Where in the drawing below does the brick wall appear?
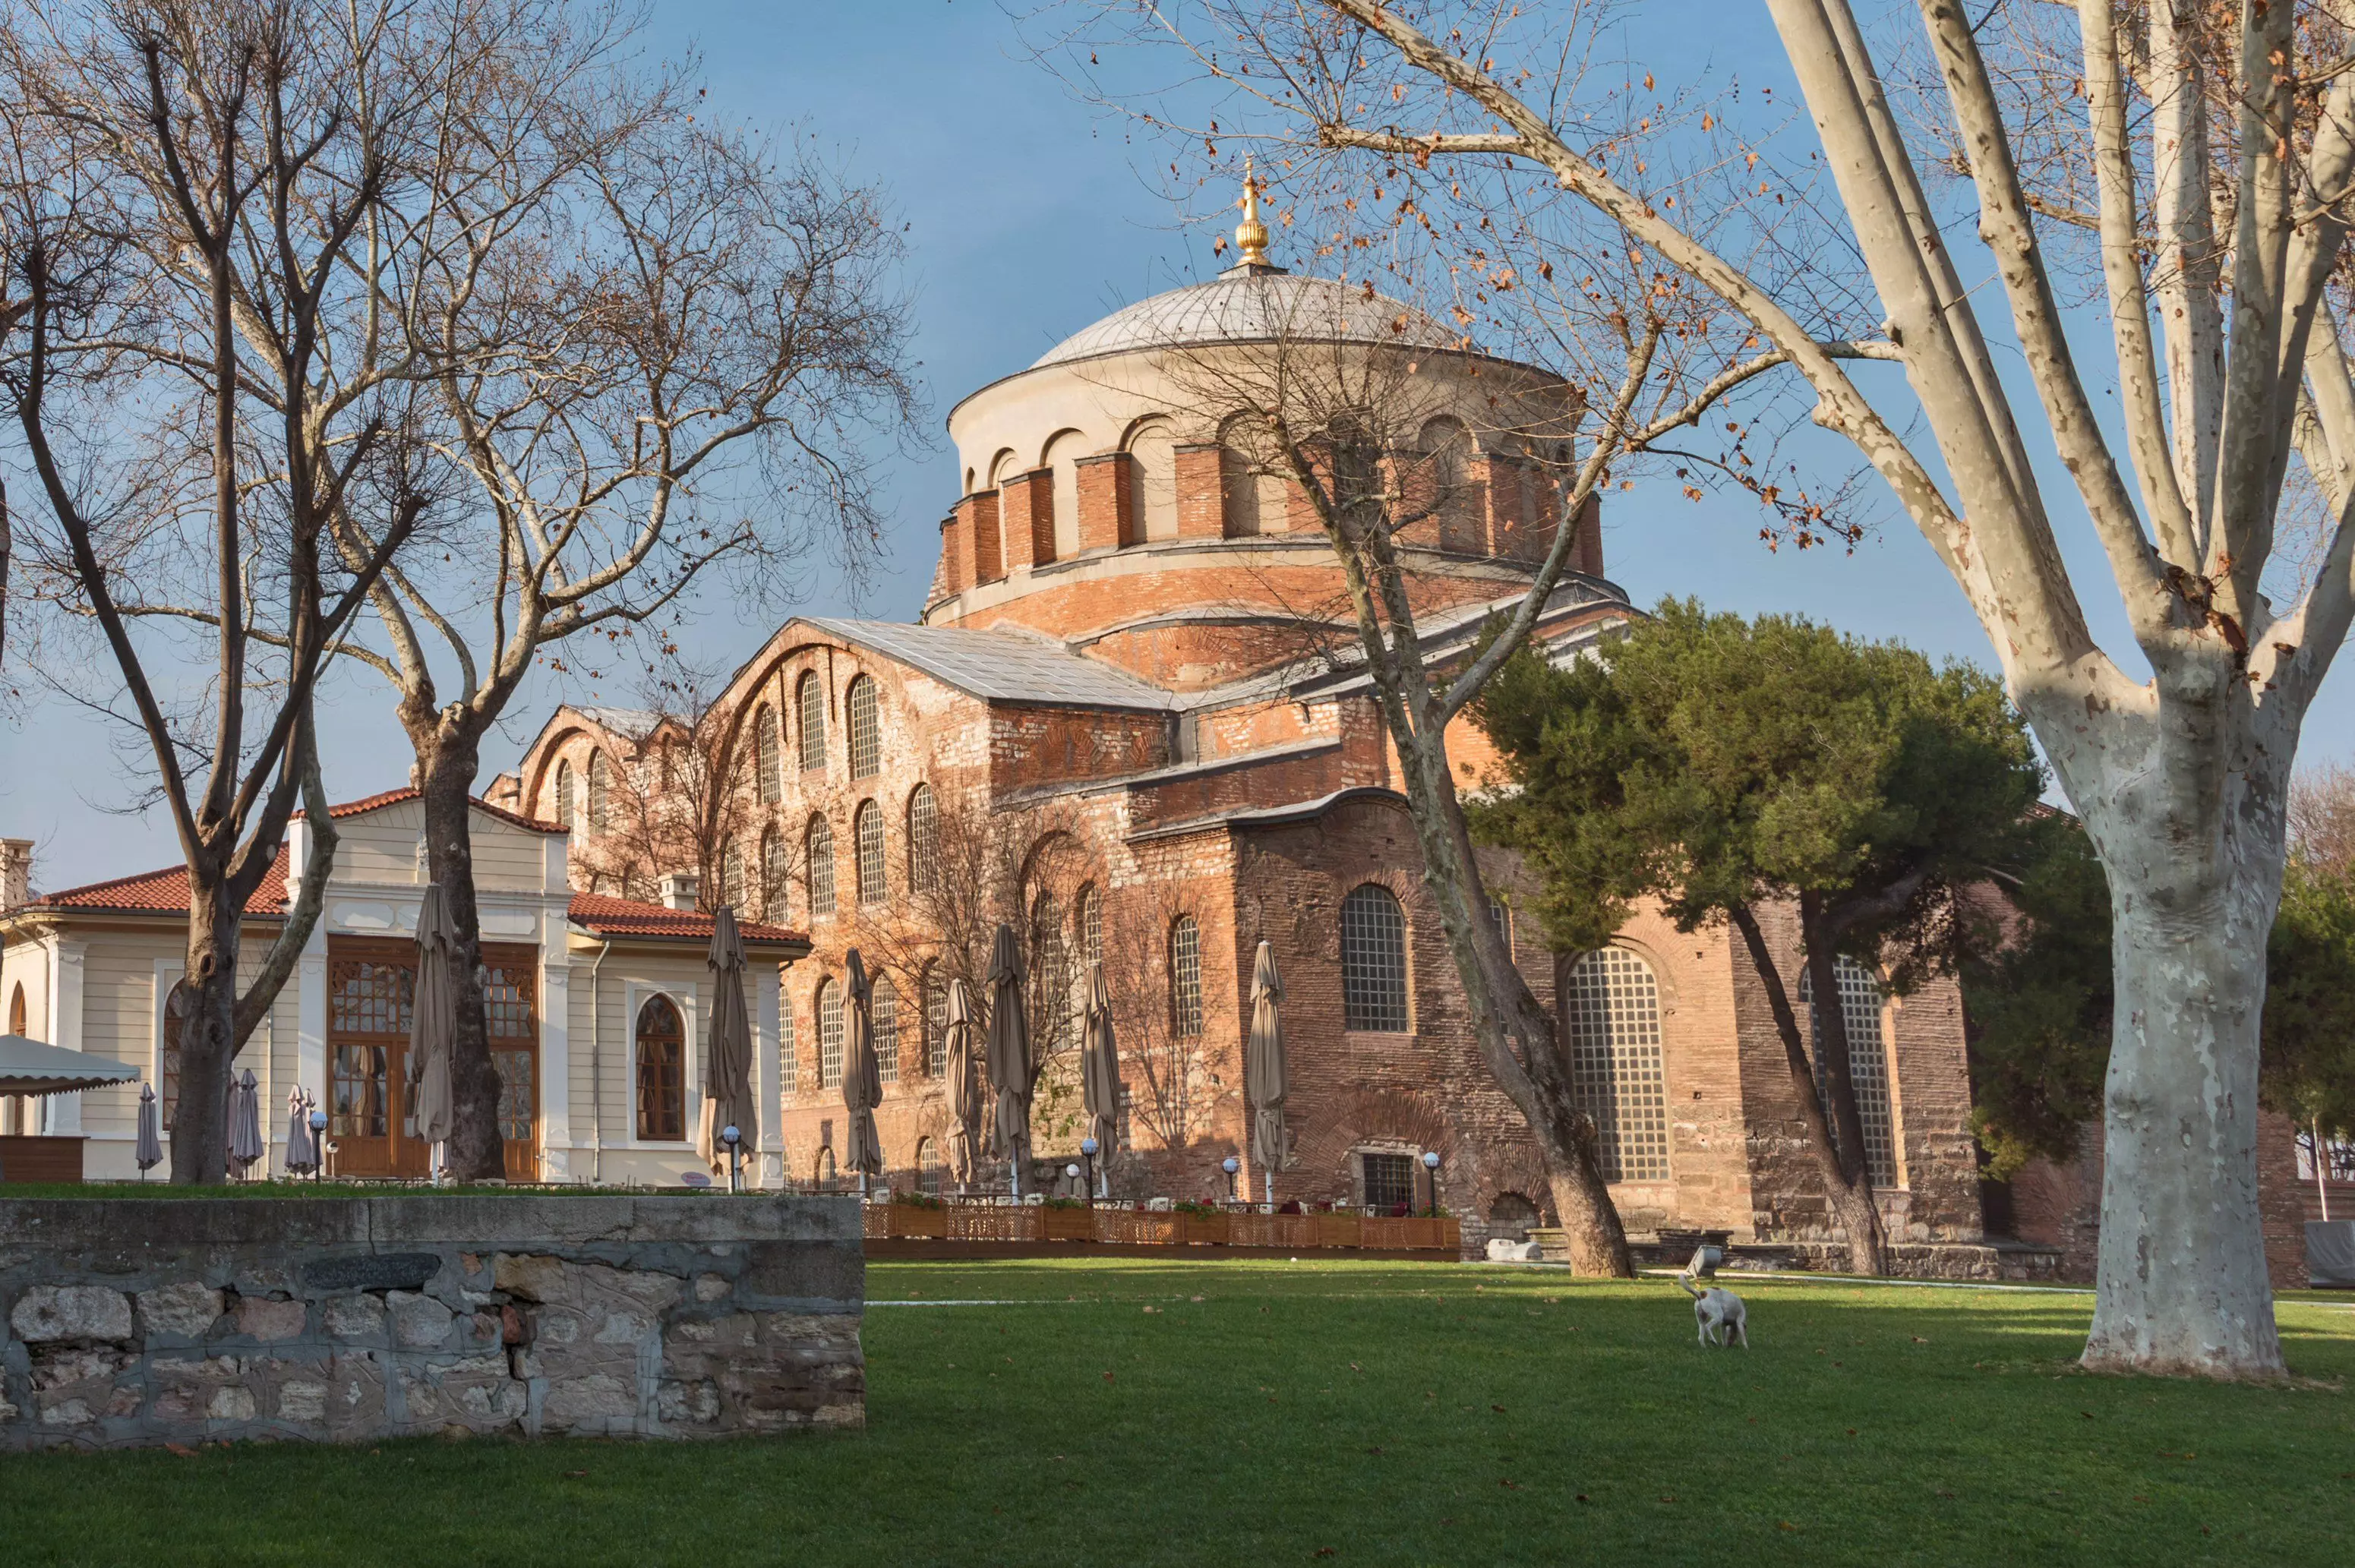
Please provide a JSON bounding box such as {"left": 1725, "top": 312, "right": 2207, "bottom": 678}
{"left": 1075, "top": 451, "right": 1135, "bottom": 551}
{"left": 1001, "top": 470, "right": 1055, "bottom": 569}
{"left": 1175, "top": 445, "right": 1223, "bottom": 538}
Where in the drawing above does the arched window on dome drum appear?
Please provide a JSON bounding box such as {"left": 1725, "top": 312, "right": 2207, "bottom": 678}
{"left": 552, "top": 760, "right": 575, "bottom": 831}
{"left": 818, "top": 980, "right": 844, "bottom": 1090}
{"left": 797, "top": 672, "right": 826, "bottom": 773}
{"left": 1340, "top": 885, "right": 1410, "bottom": 1032}
{"left": 1561, "top": 948, "right": 1668, "bottom": 1182}
{"left": 635, "top": 995, "right": 685, "bottom": 1142}
{"left": 1043, "top": 429, "right": 1085, "bottom": 560}
{"left": 1125, "top": 418, "right": 1177, "bottom": 541}
{"left": 848, "top": 676, "right": 881, "bottom": 779}
{"left": 1167, "top": 915, "right": 1202, "bottom": 1040}
{"left": 906, "top": 784, "right": 939, "bottom": 891}
{"left": 1800, "top": 955, "right": 1901, "bottom": 1189}
{"left": 920, "top": 962, "right": 946, "bottom": 1077}
{"left": 873, "top": 973, "right": 899, "bottom": 1084}
{"left": 587, "top": 751, "right": 611, "bottom": 833}
{"left": 721, "top": 838, "right": 745, "bottom": 911}
{"left": 806, "top": 815, "right": 835, "bottom": 917}
{"left": 762, "top": 828, "right": 788, "bottom": 921}
{"left": 1218, "top": 415, "right": 1277, "bottom": 537}
{"left": 755, "top": 705, "right": 781, "bottom": 803}
{"left": 1417, "top": 415, "right": 1475, "bottom": 551}
{"left": 854, "top": 801, "right": 886, "bottom": 904}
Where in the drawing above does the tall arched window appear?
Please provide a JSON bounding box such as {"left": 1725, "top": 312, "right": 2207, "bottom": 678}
{"left": 1218, "top": 413, "right": 1286, "bottom": 535}
{"left": 1076, "top": 884, "right": 1102, "bottom": 970}
{"left": 1418, "top": 415, "right": 1473, "bottom": 547}
{"left": 1801, "top": 955, "right": 1901, "bottom": 1188}
{"left": 159, "top": 980, "right": 193, "bottom": 1131}
{"left": 818, "top": 980, "right": 844, "bottom": 1089}
{"left": 815, "top": 1145, "right": 837, "bottom": 1189}
{"left": 907, "top": 784, "right": 939, "bottom": 891}
{"left": 780, "top": 985, "right": 797, "bottom": 1093}
{"left": 1561, "top": 948, "right": 1668, "bottom": 1182}
{"left": 848, "top": 675, "right": 881, "bottom": 779}
{"left": 552, "top": 759, "right": 576, "bottom": 831}
{"left": 1125, "top": 418, "right": 1177, "bottom": 541}
{"left": 635, "top": 995, "right": 685, "bottom": 1142}
{"left": 797, "top": 673, "right": 827, "bottom": 772}
{"left": 1034, "top": 889, "right": 1073, "bottom": 1050}
{"left": 8, "top": 983, "right": 23, "bottom": 1035}
{"left": 721, "top": 838, "right": 746, "bottom": 911}
{"left": 920, "top": 962, "right": 946, "bottom": 1077}
{"left": 1340, "top": 885, "right": 1410, "bottom": 1032}
{"left": 854, "top": 800, "right": 886, "bottom": 904}
{"left": 762, "top": 828, "right": 787, "bottom": 921}
{"left": 755, "top": 705, "right": 781, "bottom": 803}
{"left": 1168, "top": 914, "right": 1202, "bottom": 1040}
{"left": 807, "top": 815, "right": 835, "bottom": 917}
{"left": 915, "top": 1135, "right": 941, "bottom": 1194}
{"left": 587, "top": 751, "right": 611, "bottom": 833}
{"left": 873, "top": 973, "right": 900, "bottom": 1084}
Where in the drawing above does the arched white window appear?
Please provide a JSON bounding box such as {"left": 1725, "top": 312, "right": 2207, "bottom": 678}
{"left": 815, "top": 1145, "right": 837, "bottom": 1189}
{"left": 915, "top": 1135, "right": 941, "bottom": 1194}
{"left": 1034, "top": 889, "right": 1074, "bottom": 1051}
{"left": 756, "top": 705, "right": 781, "bottom": 803}
{"left": 1076, "top": 883, "right": 1102, "bottom": 970}
{"left": 873, "top": 973, "right": 900, "bottom": 1084}
{"left": 1168, "top": 914, "right": 1202, "bottom": 1040}
{"left": 721, "top": 838, "right": 746, "bottom": 911}
{"left": 797, "top": 673, "right": 826, "bottom": 773}
{"left": 818, "top": 980, "right": 844, "bottom": 1090}
{"left": 920, "top": 962, "right": 946, "bottom": 1077}
{"left": 907, "top": 783, "right": 939, "bottom": 891}
{"left": 807, "top": 815, "right": 835, "bottom": 917}
{"left": 848, "top": 675, "right": 881, "bottom": 779}
{"left": 854, "top": 801, "right": 886, "bottom": 904}
{"left": 1340, "top": 885, "right": 1410, "bottom": 1032}
{"left": 1125, "top": 418, "right": 1177, "bottom": 542}
{"left": 553, "top": 759, "right": 576, "bottom": 831}
{"left": 1801, "top": 955, "right": 1901, "bottom": 1189}
{"left": 780, "top": 985, "right": 797, "bottom": 1093}
{"left": 586, "top": 751, "right": 611, "bottom": 833}
{"left": 762, "top": 828, "right": 788, "bottom": 921}
{"left": 1561, "top": 947, "right": 1669, "bottom": 1182}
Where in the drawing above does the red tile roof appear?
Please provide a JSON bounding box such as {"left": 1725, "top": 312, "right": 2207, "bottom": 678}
{"left": 297, "top": 787, "right": 567, "bottom": 835}
{"left": 567, "top": 893, "right": 807, "bottom": 948}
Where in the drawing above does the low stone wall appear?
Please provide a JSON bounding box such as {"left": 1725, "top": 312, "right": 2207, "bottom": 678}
{"left": 0, "top": 1194, "right": 863, "bottom": 1450}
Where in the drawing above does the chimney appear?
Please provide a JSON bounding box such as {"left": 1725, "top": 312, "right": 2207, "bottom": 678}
{"left": 0, "top": 839, "right": 31, "bottom": 911}
{"left": 659, "top": 871, "right": 699, "bottom": 912}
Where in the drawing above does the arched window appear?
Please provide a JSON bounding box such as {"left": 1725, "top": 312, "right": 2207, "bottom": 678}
{"left": 818, "top": 980, "right": 844, "bottom": 1089}
{"left": 1418, "top": 415, "right": 1473, "bottom": 545}
{"left": 587, "top": 751, "right": 611, "bottom": 833}
{"left": 159, "top": 980, "right": 193, "bottom": 1131}
{"left": 762, "top": 828, "right": 788, "bottom": 921}
{"left": 635, "top": 995, "right": 685, "bottom": 1142}
{"left": 815, "top": 1145, "right": 837, "bottom": 1190}
{"left": 848, "top": 675, "right": 881, "bottom": 779}
{"left": 1125, "top": 418, "right": 1177, "bottom": 542}
{"left": 1168, "top": 914, "right": 1202, "bottom": 1040}
{"left": 915, "top": 1135, "right": 941, "bottom": 1194}
{"left": 1034, "top": 889, "right": 1073, "bottom": 1051}
{"left": 807, "top": 815, "right": 835, "bottom": 917}
{"left": 920, "top": 962, "right": 946, "bottom": 1077}
{"left": 780, "top": 985, "right": 797, "bottom": 1094}
{"left": 1801, "top": 955, "right": 1900, "bottom": 1188}
{"left": 1561, "top": 948, "right": 1668, "bottom": 1182}
{"left": 1218, "top": 413, "right": 1286, "bottom": 536}
{"left": 873, "top": 973, "right": 900, "bottom": 1084}
{"left": 907, "top": 784, "right": 939, "bottom": 891}
{"left": 1076, "top": 883, "right": 1102, "bottom": 970}
{"left": 8, "top": 982, "right": 23, "bottom": 1035}
{"left": 552, "top": 759, "right": 575, "bottom": 831}
{"left": 721, "top": 838, "right": 746, "bottom": 911}
{"left": 797, "top": 673, "right": 826, "bottom": 773}
{"left": 755, "top": 705, "right": 781, "bottom": 804}
{"left": 1043, "top": 429, "right": 1086, "bottom": 560}
{"left": 854, "top": 800, "right": 886, "bottom": 904}
{"left": 1340, "top": 885, "right": 1410, "bottom": 1031}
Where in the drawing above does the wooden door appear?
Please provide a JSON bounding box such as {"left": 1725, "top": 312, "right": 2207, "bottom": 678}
{"left": 481, "top": 945, "right": 540, "bottom": 1182}
{"left": 327, "top": 938, "right": 422, "bottom": 1178}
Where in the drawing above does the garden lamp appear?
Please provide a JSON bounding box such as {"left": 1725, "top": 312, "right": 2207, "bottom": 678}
{"left": 1222, "top": 1155, "right": 1239, "bottom": 1201}
{"left": 1065, "top": 1162, "right": 1081, "bottom": 1199}
{"left": 1080, "top": 1136, "right": 1099, "bottom": 1200}
{"left": 1422, "top": 1150, "right": 1441, "bottom": 1216}
{"left": 308, "top": 1109, "right": 328, "bottom": 1183}
{"left": 722, "top": 1125, "right": 743, "bottom": 1194}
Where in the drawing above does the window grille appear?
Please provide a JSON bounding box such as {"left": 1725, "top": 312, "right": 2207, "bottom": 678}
{"left": 762, "top": 830, "right": 788, "bottom": 921}
{"left": 798, "top": 673, "right": 826, "bottom": 772}
{"left": 1362, "top": 1151, "right": 1416, "bottom": 1211}
{"left": 721, "top": 838, "right": 745, "bottom": 910}
{"left": 756, "top": 705, "right": 781, "bottom": 804}
{"left": 855, "top": 802, "right": 886, "bottom": 904}
{"left": 553, "top": 760, "right": 574, "bottom": 831}
{"left": 781, "top": 986, "right": 797, "bottom": 1093}
{"left": 587, "top": 751, "right": 611, "bottom": 833}
{"left": 1116, "top": 1085, "right": 1134, "bottom": 1152}
{"left": 1488, "top": 896, "right": 1512, "bottom": 958}
{"left": 2297, "top": 1130, "right": 2355, "bottom": 1183}
{"left": 873, "top": 974, "right": 899, "bottom": 1083}
{"left": 807, "top": 816, "right": 835, "bottom": 917}
{"left": 1078, "top": 885, "right": 1102, "bottom": 970}
{"left": 1801, "top": 955, "right": 1900, "bottom": 1188}
{"left": 916, "top": 1137, "right": 941, "bottom": 1194}
{"left": 848, "top": 676, "right": 881, "bottom": 779}
{"left": 635, "top": 995, "right": 683, "bottom": 1141}
{"left": 1340, "top": 885, "right": 1410, "bottom": 1031}
{"left": 1561, "top": 947, "right": 1670, "bottom": 1182}
{"left": 907, "top": 784, "right": 939, "bottom": 890}
{"left": 819, "top": 980, "right": 844, "bottom": 1089}
{"left": 922, "top": 964, "right": 947, "bottom": 1077}
{"left": 1168, "top": 915, "right": 1202, "bottom": 1040}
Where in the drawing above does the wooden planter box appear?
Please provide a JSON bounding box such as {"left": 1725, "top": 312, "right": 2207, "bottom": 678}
{"left": 1232, "top": 1213, "right": 1324, "bottom": 1250}
{"left": 948, "top": 1204, "right": 1041, "bottom": 1242}
{"left": 1095, "top": 1209, "right": 1183, "bottom": 1246}
{"left": 1040, "top": 1207, "right": 1095, "bottom": 1242}
{"left": 1359, "top": 1216, "right": 1460, "bottom": 1251}
{"left": 1181, "top": 1212, "right": 1230, "bottom": 1245}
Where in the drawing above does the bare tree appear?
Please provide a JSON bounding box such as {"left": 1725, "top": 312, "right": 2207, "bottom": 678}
{"left": 0, "top": 1, "right": 456, "bottom": 1180}
{"left": 1098, "top": 877, "right": 1216, "bottom": 1172}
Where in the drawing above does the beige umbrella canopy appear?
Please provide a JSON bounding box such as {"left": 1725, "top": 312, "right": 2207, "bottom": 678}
{"left": 943, "top": 978, "right": 983, "bottom": 1191}
{"left": 985, "top": 923, "right": 1032, "bottom": 1196}
{"left": 407, "top": 883, "right": 457, "bottom": 1175}
{"left": 226, "top": 1068, "right": 264, "bottom": 1180}
{"left": 134, "top": 1084, "right": 163, "bottom": 1178}
{"left": 841, "top": 949, "right": 884, "bottom": 1191}
{"left": 698, "top": 907, "right": 757, "bottom": 1179}
{"left": 1246, "top": 939, "right": 1289, "bottom": 1205}
{"left": 1081, "top": 963, "right": 1119, "bottom": 1194}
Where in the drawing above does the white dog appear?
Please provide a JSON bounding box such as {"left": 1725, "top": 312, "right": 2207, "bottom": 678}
{"left": 1678, "top": 1269, "right": 1748, "bottom": 1349}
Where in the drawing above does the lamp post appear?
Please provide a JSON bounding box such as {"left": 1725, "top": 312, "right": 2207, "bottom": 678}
{"left": 1222, "top": 1155, "right": 1239, "bottom": 1204}
{"left": 309, "top": 1109, "right": 328, "bottom": 1184}
{"left": 1421, "top": 1150, "right": 1441, "bottom": 1217}
{"left": 1064, "top": 1162, "right": 1081, "bottom": 1201}
{"left": 722, "top": 1125, "right": 743, "bottom": 1194}
{"left": 1080, "top": 1136, "right": 1100, "bottom": 1200}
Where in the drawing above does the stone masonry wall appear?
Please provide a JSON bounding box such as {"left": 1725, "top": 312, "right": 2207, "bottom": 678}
{"left": 0, "top": 1194, "right": 863, "bottom": 1450}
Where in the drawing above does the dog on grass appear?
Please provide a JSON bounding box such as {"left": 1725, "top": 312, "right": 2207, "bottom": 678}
{"left": 1678, "top": 1266, "right": 1748, "bottom": 1349}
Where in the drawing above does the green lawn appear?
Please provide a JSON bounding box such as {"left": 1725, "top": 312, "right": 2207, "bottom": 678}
{"left": 1, "top": 1259, "right": 2349, "bottom": 1566}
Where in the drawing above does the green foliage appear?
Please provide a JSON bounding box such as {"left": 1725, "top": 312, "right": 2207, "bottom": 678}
{"left": 1471, "top": 598, "right": 2044, "bottom": 980}
{"left": 2261, "top": 863, "right": 2355, "bottom": 1139}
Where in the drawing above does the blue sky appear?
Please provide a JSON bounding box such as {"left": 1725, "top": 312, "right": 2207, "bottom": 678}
{"left": 8, "top": 1, "right": 2351, "bottom": 891}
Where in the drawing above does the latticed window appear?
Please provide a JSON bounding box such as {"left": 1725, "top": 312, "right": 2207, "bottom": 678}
{"left": 798, "top": 673, "right": 826, "bottom": 771}
{"left": 921, "top": 964, "right": 947, "bottom": 1076}
{"left": 756, "top": 705, "right": 781, "bottom": 804}
{"left": 1362, "top": 1151, "right": 1416, "bottom": 1212}
{"left": 762, "top": 830, "right": 788, "bottom": 921}
{"left": 916, "top": 1136, "right": 941, "bottom": 1194}
{"left": 635, "top": 995, "right": 684, "bottom": 1142}
{"left": 553, "top": 760, "right": 575, "bottom": 831}
{"left": 1168, "top": 915, "right": 1202, "bottom": 1040}
{"left": 1340, "top": 884, "right": 1410, "bottom": 1031}
{"left": 721, "top": 838, "right": 746, "bottom": 911}
{"left": 484, "top": 963, "right": 534, "bottom": 1040}
{"left": 819, "top": 980, "right": 844, "bottom": 1089}
{"left": 1078, "top": 884, "right": 1102, "bottom": 970}
{"left": 873, "top": 974, "right": 899, "bottom": 1084}
{"left": 848, "top": 675, "right": 881, "bottom": 779}
{"left": 1802, "top": 955, "right": 1900, "bottom": 1189}
{"left": 159, "top": 980, "right": 193, "bottom": 1131}
{"left": 1488, "top": 897, "right": 1512, "bottom": 958}
{"left": 781, "top": 986, "right": 797, "bottom": 1093}
{"left": 855, "top": 801, "right": 886, "bottom": 904}
{"left": 807, "top": 815, "right": 835, "bottom": 917}
{"left": 587, "top": 750, "right": 611, "bottom": 833}
{"left": 907, "top": 784, "right": 939, "bottom": 890}
{"left": 1561, "top": 948, "right": 1669, "bottom": 1182}
{"left": 1034, "top": 891, "right": 1075, "bottom": 1051}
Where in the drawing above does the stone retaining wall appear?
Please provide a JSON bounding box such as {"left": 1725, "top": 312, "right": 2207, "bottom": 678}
{"left": 0, "top": 1194, "right": 863, "bottom": 1450}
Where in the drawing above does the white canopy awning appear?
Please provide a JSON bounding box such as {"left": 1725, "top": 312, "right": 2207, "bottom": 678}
{"left": 0, "top": 1035, "right": 140, "bottom": 1098}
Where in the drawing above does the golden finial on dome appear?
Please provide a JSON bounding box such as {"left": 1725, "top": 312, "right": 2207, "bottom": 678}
{"left": 1234, "top": 156, "right": 1271, "bottom": 270}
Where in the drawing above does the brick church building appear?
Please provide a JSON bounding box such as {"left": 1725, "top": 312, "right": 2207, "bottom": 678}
{"left": 496, "top": 207, "right": 1994, "bottom": 1257}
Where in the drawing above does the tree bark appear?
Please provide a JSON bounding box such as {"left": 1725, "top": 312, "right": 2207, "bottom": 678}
{"left": 169, "top": 875, "right": 241, "bottom": 1185}
{"left": 415, "top": 726, "right": 507, "bottom": 1183}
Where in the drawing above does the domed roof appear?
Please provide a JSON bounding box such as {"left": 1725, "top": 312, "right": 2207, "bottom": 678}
{"left": 1029, "top": 266, "right": 1458, "bottom": 371}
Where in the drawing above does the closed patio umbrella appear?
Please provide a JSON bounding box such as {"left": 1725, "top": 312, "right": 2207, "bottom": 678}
{"left": 1081, "top": 963, "right": 1119, "bottom": 1197}
{"left": 284, "top": 1086, "right": 317, "bottom": 1176}
{"left": 135, "top": 1084, "right": 163, "bottom": 1179}
{"left": 227, "top": 1068, "right": 264, "bottom": 1180}
{"left": 842, "top": 949, "right": 884, "bottom": 1195}
{"left": 943, "top": 978, "right": 983, "bottom": 1192}
{"left": 1245, "top": 940, "right": 1289, "bottom": 1206}
{"left": 698, "top": 907, "right": 757, "bottom": 1181}
{"left": 985, "top": 923, "right": 1032, "bottom": 1196}
{"left": 407, "top": 882, "right": 457, "bottom": 1179}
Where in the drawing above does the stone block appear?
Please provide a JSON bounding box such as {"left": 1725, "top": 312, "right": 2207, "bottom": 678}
{"left": 11, "top": 1285, "right": 132, "bottom": 1342}
{"left": 277, "top": 1380, "right": 328, "bottom": 1423}
{"left": 387, "top": 1291, "right": 455, "bottom": 1350}
{"left": 656, "top": 1379, "right": 719, "bottom": 1424}
{"left": 541, "top": 1371, "right": 633, "bottom": 1426}
{"left": 207, "top": 1386, "right": 257, "bottom": 1421}
{"left": 693, "top": 1273, "right": 731, "bottom": 1302}
{"left": 323, "top": 1294, "right": 388, "bottom": 1341}
{"left": 136, "top": 1281, "right": 224, "bottom": 1341}
{"left": 28, "top": 1345, "right": 134, "bottom": 1391}
{"left": 238, "top": 1296, "right": 308, "bottom": 1342}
